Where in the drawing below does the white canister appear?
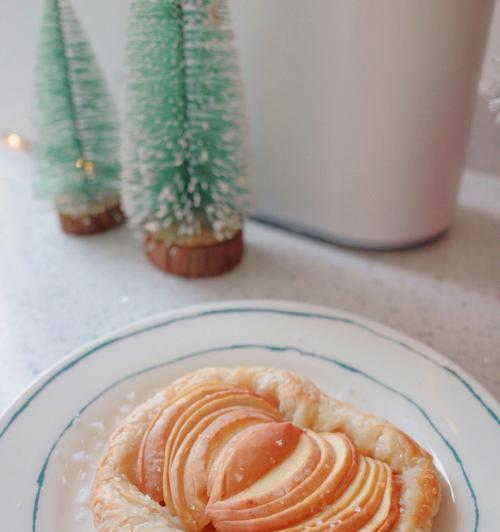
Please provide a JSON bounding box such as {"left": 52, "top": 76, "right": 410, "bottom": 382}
{"left": 229, "top": 0, "right": 494, "bottom": 248}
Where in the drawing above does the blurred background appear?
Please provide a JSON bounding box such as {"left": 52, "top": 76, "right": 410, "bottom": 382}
{"left": 2, "top": 0, "right": 500, "bottom": 174}
{"left": 0, "top": 1, "right": 498, "bottom": 404}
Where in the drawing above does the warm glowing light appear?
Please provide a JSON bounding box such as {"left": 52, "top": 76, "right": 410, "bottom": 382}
{"left": 4, "top": 132, "right": 27, "bottom": 151}
{"left": 75, "top": 158, "right": 95, "bottom": 176}
{"left": 83, "top": 160, "right": 95, "bottom": 176}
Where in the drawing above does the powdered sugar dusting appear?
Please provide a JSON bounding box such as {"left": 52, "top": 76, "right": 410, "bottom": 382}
{"left": 44, "top": 384, "right": 145, "bottom": 529}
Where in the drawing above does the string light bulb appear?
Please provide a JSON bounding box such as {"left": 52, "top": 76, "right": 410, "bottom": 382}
{"left": 75, "top": 158, "right": 95, "bottom": 177}
{"left": 3, "top": 132, "right": 28, "bottom": 151}
{"left": 83, "top": 160, "right": 95, "bottom": 176}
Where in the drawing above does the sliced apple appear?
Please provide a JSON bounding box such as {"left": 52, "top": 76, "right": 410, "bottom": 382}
{"left": 207, "top": 432, "right": 357, "bottom": 531}
{"left": 184, "top": 407, "right": 278, "bottom": 500}
{"left": 207, "top": 429, "right": 331, "bottom": 518}
{"left": 207, "top": 429, "right": 322, "bottom": 519}
{"left": 167, "top": 391, "right": 279, "bottom": 467}
{"left": 166, "top": 391, "right": 247, "bottom": 466}
{"left": 282, "top": 455, "right": 400, "bottom": 531}
{"left": 359, "top": 469, "right": 401, "bottom": 532}
{"left": 208, "top": 422, "right": 303, "bottom": 503}
{"left": 136, "top": 382, "right": 237, "bottom": 503}
{"left": 170, "top": 407, "right": 243, "bottom": 528}
{"left": 172, "top": 408, "right": 278, "bottom": 530}
{"left": 327, "top": 461, "right": 388, "bottom": 531}
{"left": 164, "top": 391, "right": 281, "bottom": 522}
{"left": 135, "top": 383, "right": 401, "bottom": 532}
{"left": 282, "top": 455, "right": 371, "bottom": 531}
{"left": 301, "top": 458, "right": 383, "bottom": 531}
{"left": 163, "top": 389, "right": 268, "bottom": 512}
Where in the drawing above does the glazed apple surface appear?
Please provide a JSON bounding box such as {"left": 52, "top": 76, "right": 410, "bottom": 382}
{"left": 135, "top": 381, "right": 401, "bottom": 531}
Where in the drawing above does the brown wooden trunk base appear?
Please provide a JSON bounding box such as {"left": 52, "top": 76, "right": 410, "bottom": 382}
{"left": 58, "top": 204, "right": 125, "bottom": 235}
{"left": 145, "top": 231, "right": 244, "bottom": 278}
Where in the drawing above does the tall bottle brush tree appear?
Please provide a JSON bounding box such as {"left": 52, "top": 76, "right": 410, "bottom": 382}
{"left": 124, "top": 0, "right": 252, "bottom": 277}
{"left": 35, "top": 0, "right": 124, "bottom": 235}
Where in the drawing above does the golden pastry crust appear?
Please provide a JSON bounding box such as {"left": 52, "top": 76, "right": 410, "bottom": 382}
{"left": 91, "top": 367, "right": 441, "bottom": 531}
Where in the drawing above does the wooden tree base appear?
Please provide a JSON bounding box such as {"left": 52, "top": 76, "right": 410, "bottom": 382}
{"left": 145, "top": 231, "right": 244, "bottom": 278}
{"left": 58, "top": 204, "right": 125, "bottom": 235}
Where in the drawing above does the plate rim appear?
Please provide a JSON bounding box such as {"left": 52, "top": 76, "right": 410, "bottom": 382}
{"left": 1, "top": 299, "right": 498, "bottom": 440}
{"left": 1, "top": 299, "right": 499, "bottom": 532}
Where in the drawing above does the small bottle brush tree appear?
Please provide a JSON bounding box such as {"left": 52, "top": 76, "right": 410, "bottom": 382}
{"left": 35, "top": 0, "right": 124, "bottom": 235}
{"left": 124, "top": 0, "right": 252, "bottom": 277}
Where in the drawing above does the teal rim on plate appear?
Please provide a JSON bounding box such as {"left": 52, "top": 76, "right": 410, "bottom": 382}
{"left": 0, "top": 304, "right": 498, "bottom": 532}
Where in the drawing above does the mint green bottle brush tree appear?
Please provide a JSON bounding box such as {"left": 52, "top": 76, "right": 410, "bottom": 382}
{"left": 123, "top": 0, "right": 252, "bottom": 277}
{"left": 35, "top": 0, "right": 124, "bottom": 235}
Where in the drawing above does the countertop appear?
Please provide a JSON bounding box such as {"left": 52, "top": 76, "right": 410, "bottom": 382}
{"left": 0, "top": 146, "right": 499, "bottom": 409}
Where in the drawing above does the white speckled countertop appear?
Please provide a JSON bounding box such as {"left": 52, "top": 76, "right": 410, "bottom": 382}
{"left": 0, "top": 146, "right": 499, "bottom": 409}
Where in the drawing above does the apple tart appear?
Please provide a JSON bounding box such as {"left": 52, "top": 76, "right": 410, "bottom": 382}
{"left": 91, "top": 367, "right": 441, "bottom": 531}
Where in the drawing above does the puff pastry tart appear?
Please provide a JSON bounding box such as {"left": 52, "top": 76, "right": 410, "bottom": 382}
{"left": 91, "top": 367, "right": 441, "bottom": 531}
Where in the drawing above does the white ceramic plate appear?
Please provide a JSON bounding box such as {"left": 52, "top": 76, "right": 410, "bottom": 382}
{"left": 0, "top": 301, "right": 498, "bottom": 531}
